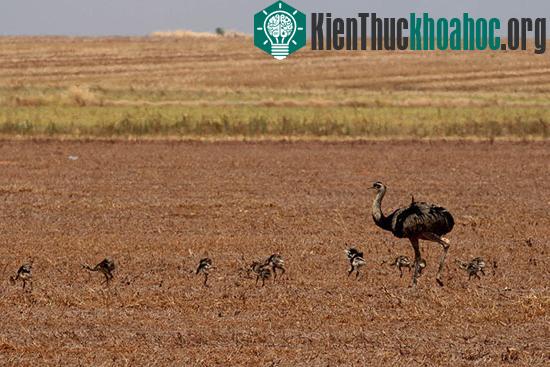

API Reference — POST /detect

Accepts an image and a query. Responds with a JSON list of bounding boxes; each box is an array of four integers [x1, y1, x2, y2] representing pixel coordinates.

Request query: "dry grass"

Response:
[[0, 36, 549, 138], [7, 85, 102, 107], [0, 140, 549, 366]]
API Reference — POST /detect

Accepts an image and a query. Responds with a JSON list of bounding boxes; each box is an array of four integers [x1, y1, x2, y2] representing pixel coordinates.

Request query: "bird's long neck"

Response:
[[372, 188, 391, 230]]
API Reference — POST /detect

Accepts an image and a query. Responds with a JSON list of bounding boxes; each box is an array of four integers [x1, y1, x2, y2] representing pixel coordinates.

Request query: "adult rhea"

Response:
[[369, 181, 454, 286]]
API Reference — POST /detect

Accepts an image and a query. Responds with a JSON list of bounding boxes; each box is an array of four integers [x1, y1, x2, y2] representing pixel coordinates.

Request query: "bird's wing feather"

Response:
[[391, 202, 454, 237], [345, 248, 364, 259]]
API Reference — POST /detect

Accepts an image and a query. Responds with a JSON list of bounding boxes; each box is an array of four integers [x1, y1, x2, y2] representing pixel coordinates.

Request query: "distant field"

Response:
[[0, 35, 549, 138]]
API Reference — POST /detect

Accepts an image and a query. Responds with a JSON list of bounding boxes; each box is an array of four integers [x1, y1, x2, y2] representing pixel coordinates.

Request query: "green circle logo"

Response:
[[254, 1, 307, 60]]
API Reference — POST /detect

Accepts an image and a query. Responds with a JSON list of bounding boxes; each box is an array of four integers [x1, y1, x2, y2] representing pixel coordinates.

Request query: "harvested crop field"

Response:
[[0, 140, 548, 366], [1, 36, 550, 138]]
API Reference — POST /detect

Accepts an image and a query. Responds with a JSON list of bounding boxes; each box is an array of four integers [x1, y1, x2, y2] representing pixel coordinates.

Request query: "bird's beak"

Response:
[[367, 187, 375, 190]]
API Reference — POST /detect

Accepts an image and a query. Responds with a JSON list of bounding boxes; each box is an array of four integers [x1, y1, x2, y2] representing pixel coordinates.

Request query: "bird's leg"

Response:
[[203, 273, 208, 286], [436, 239, 450, 286], [272, 267, 277, 280], [421, 233, 450, 287], [348, 265, 354, 277], [399, 266, 404, 278], [22, 279, 26, 290], [101, 273, 111, 286], [410, 238, 421, 287], [356, 270, 360, 279], [480, 268, 486, 276]]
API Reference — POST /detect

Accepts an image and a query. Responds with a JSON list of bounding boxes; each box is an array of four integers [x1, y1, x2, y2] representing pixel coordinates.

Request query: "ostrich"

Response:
[[390, 255, 427, 278], [82, 258, 115, 285], [369, 181, 454, 286], [265, 254, 285, 279], [345, 247, 366, 278], [10, 261, 33, 291], [196, 258, 213, 286]]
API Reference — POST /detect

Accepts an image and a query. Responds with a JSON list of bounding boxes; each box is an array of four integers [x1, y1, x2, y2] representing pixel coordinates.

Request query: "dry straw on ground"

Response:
[[0, 140, 548, 366]]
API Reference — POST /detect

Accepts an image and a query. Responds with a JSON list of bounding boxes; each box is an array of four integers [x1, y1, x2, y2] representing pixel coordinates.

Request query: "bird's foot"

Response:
[[436, 277, 444, 287]]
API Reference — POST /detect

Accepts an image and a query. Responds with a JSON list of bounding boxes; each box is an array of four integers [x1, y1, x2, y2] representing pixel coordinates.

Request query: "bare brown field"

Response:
[[0, 140, 548, 366]]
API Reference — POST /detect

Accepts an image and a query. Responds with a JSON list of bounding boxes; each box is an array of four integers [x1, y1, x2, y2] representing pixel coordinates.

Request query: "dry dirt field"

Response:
[[0, 140, 548, 366]]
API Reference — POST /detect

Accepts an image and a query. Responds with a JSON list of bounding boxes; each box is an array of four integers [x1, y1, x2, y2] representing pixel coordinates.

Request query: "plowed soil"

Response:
[[0, 140, 548, 366]]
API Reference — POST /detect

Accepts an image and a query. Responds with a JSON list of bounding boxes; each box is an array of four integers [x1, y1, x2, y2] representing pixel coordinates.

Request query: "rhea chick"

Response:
[[250, 261, 272, 286], [457, 257, 486, 280], [391, 255, 426, 278], [391, 255, 412, 278], [265, 254, 285, 279], [345, 247, 366, 279], [196, 257, 213, 286], [10, 261, 33, 291], [248, 260, 263, 278], [82, 258, 115, 285]]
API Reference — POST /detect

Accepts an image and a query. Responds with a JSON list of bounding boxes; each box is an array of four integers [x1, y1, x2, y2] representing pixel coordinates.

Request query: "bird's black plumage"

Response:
[[17, 264, 32, 277], [196, 258, 212, 274], [345, 248, 364, 261], [387, 201, 454, 238], [345, 247, 366, 278]]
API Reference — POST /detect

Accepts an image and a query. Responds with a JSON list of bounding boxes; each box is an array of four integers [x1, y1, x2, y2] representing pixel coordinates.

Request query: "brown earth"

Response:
[[0, 140, 548, 366]]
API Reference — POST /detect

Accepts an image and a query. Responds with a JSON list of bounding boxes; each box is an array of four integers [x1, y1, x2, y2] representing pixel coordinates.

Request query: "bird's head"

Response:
[[368, 181, 386, 193]]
